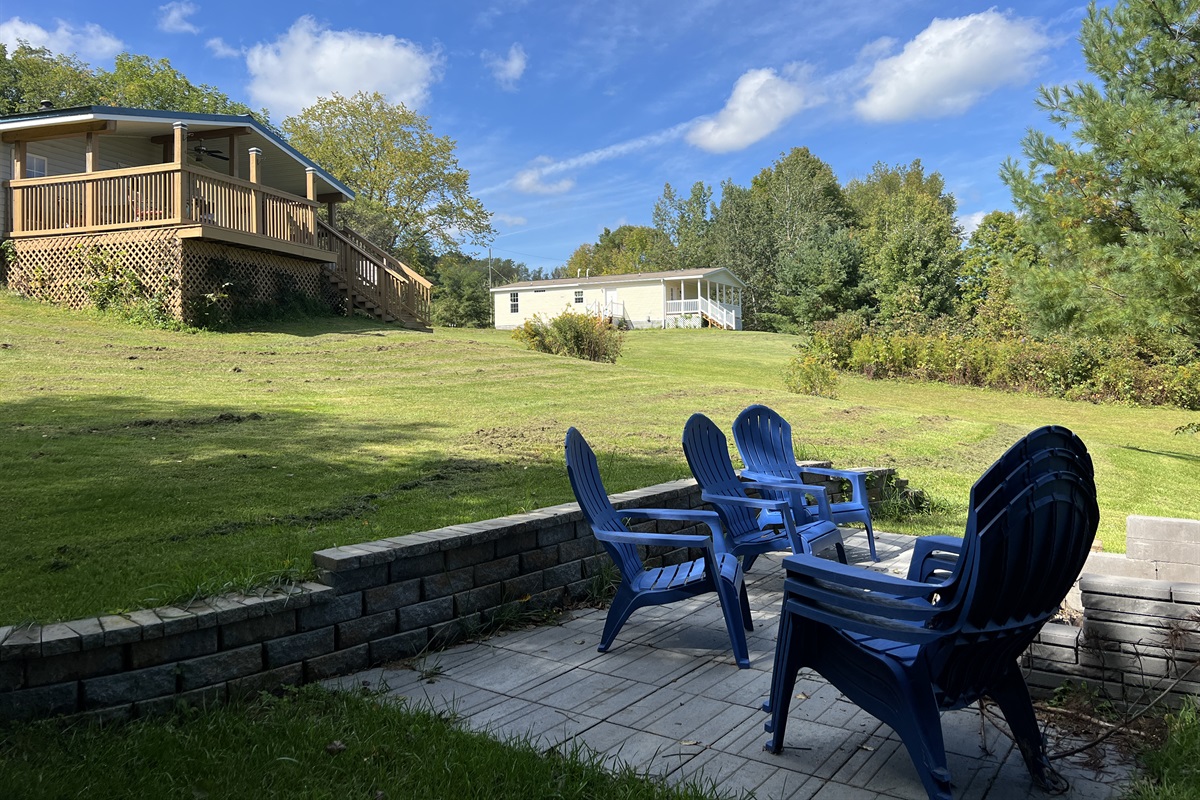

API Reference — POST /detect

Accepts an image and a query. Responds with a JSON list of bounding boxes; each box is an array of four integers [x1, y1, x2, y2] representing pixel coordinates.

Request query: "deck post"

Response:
[[305, 167, 316, 201], [84, 131, 99, 228], [249, 147, 262, 235], [12, 141, 25, 233], [173, 122, 187, 223]]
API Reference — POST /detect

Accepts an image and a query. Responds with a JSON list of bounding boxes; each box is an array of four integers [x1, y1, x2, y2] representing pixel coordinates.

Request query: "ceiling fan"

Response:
[[191, 144, 230, 162]]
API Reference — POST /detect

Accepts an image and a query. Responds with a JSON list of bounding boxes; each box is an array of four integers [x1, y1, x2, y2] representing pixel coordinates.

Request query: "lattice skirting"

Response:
[[7, 230, 340, 324]]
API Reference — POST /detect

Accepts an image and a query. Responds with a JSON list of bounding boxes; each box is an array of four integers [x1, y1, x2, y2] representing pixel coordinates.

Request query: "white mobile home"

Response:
[[491, 267, 744, 330]]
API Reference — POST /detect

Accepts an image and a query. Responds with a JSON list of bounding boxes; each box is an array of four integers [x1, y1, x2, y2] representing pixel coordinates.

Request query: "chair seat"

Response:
[[634, 552, 741, 593]]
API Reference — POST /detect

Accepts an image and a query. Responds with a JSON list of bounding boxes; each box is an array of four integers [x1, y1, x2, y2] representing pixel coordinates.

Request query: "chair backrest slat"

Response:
[[564, 427, 643, 579], [682, 414, 762, 539]]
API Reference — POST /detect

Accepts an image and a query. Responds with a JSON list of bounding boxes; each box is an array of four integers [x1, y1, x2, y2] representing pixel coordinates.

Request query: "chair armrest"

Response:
[[592, 527, 712, 550], [700, 490, 790, 513], [908, 535, 962, 581], [782, 553, 940, 598], [794, 466, 869, 500], [742, 476, 834, 520], [615, 507, 727, 554], [781, 553, 945, 627]]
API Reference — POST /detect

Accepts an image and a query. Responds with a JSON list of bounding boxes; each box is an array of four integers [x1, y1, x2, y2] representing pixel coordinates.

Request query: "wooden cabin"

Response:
[[0, 105, 430, 328], [492, 268, 745, 330]]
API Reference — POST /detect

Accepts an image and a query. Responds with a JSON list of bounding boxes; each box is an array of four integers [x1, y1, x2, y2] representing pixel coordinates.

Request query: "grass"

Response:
[[1124, 699, 1200, 800], [0, 684, 736, 800], [4, 290, 1200, 624]]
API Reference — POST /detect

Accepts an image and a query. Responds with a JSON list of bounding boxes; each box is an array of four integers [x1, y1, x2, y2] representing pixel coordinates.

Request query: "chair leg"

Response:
[[990, 668, 1069, 794], [598, 585, 639, 653], [742, 553, 759, 573], [714, 577, 751, 669], [763, 607, 808, 750], [864, 517, 879, 562], [739, 581, 753, 631], [888, 676, 954, 800], [834, 541, 847, 564]]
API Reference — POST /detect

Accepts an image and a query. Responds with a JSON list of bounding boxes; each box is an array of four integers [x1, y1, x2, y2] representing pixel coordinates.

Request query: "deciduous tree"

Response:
[[846, 160, 962, 325], [283, 92, 494, 269]]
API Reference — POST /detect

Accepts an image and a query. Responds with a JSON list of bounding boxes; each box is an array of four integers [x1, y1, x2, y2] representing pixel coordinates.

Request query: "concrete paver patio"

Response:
[[328, 531, 1135, 800]]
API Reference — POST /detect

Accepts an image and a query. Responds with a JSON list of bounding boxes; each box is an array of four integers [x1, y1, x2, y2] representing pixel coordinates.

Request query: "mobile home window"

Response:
[[574, 290, 584, 304], [509, 292, 519, 314], [26, 154, 48, 179]]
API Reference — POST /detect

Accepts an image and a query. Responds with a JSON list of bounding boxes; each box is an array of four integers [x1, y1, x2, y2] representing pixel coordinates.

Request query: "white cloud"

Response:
[[483, 43, 526, 91], [511, 123, 690, 195], [206, 37, 240, 59], [0, 17, 122, 60], [856, 10, 1050, 122], [158, 2, 199, 35], [686, 67, 813, 153], [514, 161, 575, 195], [959, 210, 988, 237], [245, 16, 442, 119], [494, 212, 528, 226]]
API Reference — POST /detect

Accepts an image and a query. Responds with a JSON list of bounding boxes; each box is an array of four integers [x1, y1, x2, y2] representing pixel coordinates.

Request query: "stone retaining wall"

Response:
[[6, 472, 1194, 724], [0, 479, 711, 723], [1024, 515, 1200, 708]]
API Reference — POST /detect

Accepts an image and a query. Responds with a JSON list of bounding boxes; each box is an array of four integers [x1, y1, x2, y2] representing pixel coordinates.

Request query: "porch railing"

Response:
[[665, 298, 740, 329], [318, 220, 431, 327], [9, 164, 318, 249]]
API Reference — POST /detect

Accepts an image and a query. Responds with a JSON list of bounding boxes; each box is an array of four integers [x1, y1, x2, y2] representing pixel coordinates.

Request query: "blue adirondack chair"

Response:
[[762, 426, 1099, 800], [907, 425, 1094, 590], [564, 427, 754, 668], [682, 413, 846, 572], [733, 403, 879, 560]]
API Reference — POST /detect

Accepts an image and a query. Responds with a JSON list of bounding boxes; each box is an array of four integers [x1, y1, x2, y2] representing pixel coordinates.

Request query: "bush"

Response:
[[783, 352, 839, 398], [512, 310, 625, 363], [814, 322, 1200, 410]]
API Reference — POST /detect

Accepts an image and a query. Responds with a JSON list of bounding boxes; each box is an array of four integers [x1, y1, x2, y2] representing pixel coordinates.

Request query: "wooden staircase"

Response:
[[318, 220, 432, 330]]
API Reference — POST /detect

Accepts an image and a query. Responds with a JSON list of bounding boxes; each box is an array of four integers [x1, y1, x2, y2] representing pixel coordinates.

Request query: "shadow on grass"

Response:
[[1116, 445, 1200, 464], [1, 394, 689, 623]]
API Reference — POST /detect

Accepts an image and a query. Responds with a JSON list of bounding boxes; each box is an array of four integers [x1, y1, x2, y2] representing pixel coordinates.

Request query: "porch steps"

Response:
[[319, 220, 432, 331]]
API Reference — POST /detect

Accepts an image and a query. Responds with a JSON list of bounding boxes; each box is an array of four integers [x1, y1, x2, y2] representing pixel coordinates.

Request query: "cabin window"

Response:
[[574, 290, 584, 304], [26, 154, 48, 179], [533, 289, 545, 293], [509, 292, 519, 314]]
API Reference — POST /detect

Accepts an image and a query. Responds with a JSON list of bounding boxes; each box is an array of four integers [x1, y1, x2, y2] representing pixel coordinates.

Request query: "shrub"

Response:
[[512, 310, 625, 363], [817, 321, 1200, 410], [75, 245, 181, 330], [783, 352, 839, 398]]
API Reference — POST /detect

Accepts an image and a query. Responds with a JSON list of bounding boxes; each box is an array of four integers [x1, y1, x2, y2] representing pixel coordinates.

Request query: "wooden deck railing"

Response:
[[9, 165, 318, 249], [318, 219, 431, 327]]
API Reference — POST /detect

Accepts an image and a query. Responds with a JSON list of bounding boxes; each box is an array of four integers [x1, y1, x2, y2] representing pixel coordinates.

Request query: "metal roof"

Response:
[[491, 267, 746, 293], [0, 105, 353, 202]]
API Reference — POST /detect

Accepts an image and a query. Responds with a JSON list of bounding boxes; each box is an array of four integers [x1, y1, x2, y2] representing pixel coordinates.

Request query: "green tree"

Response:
[[754, 148, 859, 329], [282, 92, 494, 267], [558, 226, 669, 277], [846, 160, 962, 325], [709, 179, 776, 329], [774, 225, 864, 329], [1002, 0, 1200, 348], [94, 54, 257, 115], [0, 43, 99, 113], [652, 181, 713, 270], [431, 253, 491, 327], [956, 211, 1033, 337]]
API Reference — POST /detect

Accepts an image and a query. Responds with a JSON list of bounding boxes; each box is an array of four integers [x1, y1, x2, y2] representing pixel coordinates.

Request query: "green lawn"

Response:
[[4, 291, 1199, 624], [0, 685, 734, 800]]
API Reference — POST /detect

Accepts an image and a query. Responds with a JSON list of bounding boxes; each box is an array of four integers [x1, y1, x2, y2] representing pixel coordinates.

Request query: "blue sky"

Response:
[[3, 2, 1093, 269]]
